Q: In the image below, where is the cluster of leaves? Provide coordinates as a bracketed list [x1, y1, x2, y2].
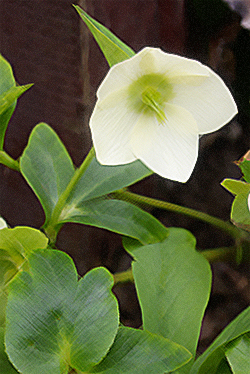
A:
[1, 5, 250, 374]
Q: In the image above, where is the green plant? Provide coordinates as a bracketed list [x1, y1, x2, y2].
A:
[1, 6, 250, 374]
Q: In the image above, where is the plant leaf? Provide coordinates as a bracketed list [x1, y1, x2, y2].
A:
[124, 227, 212, 373]
[190, 306, 250, 373]
[214, 358, 233, 374]
[221, 179, 250, 195]
[74, 6, 135, 67]
[238, 158, 250, 183]
[91, 326, 192, 374]
[0, 226, 48, 284]
[5, 249, 119, 374]
[60, 197, 168, 245]
[221, 179, 250, 230]
[0, 327, 18, 374]
[0, 54, 31, 149]
[65, 156, 152, 206]
[0, 85, 32, 116]
[20, 123, 75, 226]
[0, 226, 48, 329]
[226, 333, 250, 374]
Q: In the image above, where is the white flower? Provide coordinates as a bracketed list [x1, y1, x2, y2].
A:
[90, 47, 237, 182]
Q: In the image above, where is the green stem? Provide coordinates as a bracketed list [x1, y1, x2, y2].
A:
[0, 150, 20, 171]
[113, 268, 134, 285]
[111, 189, 243, 241]
[200, 246, 237, 263]
[45, 147, 95, 242]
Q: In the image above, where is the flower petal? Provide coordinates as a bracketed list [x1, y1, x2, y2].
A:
[90, 90, 138, 165]
[139, 47, 210, 78]
[170, 67, 237, 134]
[97, 47, 209, 102]
[97, 52, 147, 101]
[130, 104, 199, 182]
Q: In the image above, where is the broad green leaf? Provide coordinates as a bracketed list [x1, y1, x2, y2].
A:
[215, 358, 232, 374]
[0, 327, 18, 374]
[221, 179, 250, 230]
[231, 194, 250, 229]
[0, 226, 48, 269]
[91, 326, 192, 374]
[239, 158, 250, 183]
[222, 179, 250, 195]
[0, 226, 48, 328]
[0, 85, 32, 116]
[65, 156, 152, 207]
[60, 197, 168, 245]
[226, 334, 250, 374]
[0, 258, 14, 327]
[74, 6, 135, 67]
[0, 54, 16, 150]
[0, 54, 31, 149]
[190, 305, 250, 373]
[20, 123, 75, 225]
[5, 250, 119, 374]
[0, 226, 48, 287]
[124, 227, 212, 373]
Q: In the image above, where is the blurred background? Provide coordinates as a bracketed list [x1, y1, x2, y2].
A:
[1, 0, 250, 352]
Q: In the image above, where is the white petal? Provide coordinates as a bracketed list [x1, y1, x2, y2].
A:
[130, 104, 199, 182]
[97, 47, 211, 102]
[139, 47, 210, 78]
[97, 52, 146, 101]
[90, 90, 138, 165]
[170, 67, 237, 134]
[0, 217, 7, 229]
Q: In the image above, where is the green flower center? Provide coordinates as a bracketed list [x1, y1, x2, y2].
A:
[128, 73, 174, 123]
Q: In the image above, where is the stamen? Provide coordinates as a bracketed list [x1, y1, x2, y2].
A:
[141, 87, 167, 123]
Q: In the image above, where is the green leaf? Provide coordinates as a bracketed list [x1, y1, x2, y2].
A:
[190, 306, 250, 373]
[91, 326, 192, 374]
[5, 249, 119, 374]
[226, 334, 250, 374]
[74, 6, 135, 67]
[239, 158, 250, 183]
[0, 54, 31, 149]
[221, 179, 250, 195]
[0, 54, 15, 150]
[0, 327, 18, 374]
[0, 228, 48, 330]
[20, 123, 75, 225]
[221, 179, 250, 230]
[215, 358, 232, 374]
[124, 227, 212, 373]
[60, 197, 168, 245]
[0, 226, 48, 284]
[0, 85, 32, 116]
[65, 156, 152, 206]
[0, 227, 48, 328]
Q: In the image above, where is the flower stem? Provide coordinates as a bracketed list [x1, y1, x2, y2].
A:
[45, 147, 95, 242]
[0, 151, 20, 171]
[113, 268, 134, 285]
[201, 246, 237, 263]
[111, 189, 244, 241]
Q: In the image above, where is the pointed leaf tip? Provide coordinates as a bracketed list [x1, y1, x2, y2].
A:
[74, 5, 135, 66]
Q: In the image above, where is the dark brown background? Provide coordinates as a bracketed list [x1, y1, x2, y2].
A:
[1, 0, 250, 351]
